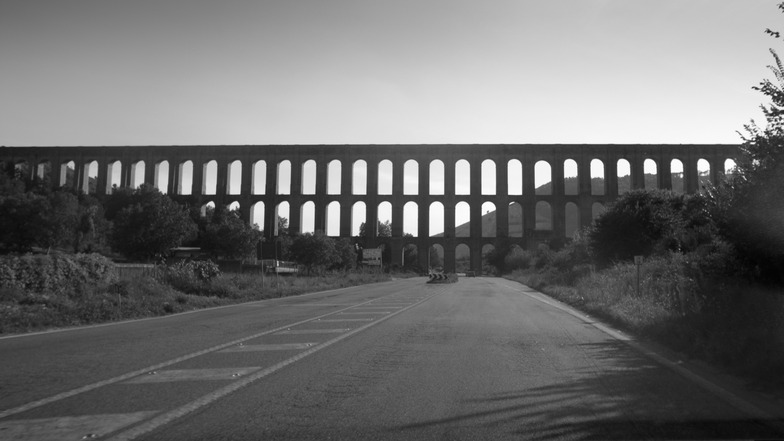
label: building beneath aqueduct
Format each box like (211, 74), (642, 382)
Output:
(1, 144), (738, 273)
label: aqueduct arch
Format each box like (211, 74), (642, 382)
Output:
(2, 144), (738, 273)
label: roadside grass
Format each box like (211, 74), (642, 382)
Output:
(505, 256), (784, 388)
(0, 269), (394, 336)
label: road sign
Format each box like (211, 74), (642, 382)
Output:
(362, 248), (382, 266)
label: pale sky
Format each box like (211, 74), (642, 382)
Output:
(1, 0), (780, 147)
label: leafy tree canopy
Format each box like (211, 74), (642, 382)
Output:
(199, 206), (262, 260)
(110, 184), (197, 261)
(705, 7), (784, 282)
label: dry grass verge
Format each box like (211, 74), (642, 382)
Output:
(505, 256), (784, 389)
(0, 255), (393, 335)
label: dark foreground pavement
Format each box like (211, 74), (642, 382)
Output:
(1, 277), (782, 440)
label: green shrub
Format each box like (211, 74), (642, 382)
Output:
(191, 260), (221, 281)
(0, 253), (116, 294)
(504, 248), (533, 271)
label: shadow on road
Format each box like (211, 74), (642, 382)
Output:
(393, 340), (783, 440)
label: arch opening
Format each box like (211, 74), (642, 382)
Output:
(378, 160), (393, 195)
(564, 159), (578, 195)
(327, 160), (341, 195)
(429, 202), (444, 237)
(565, 202), (579, 238)
(252, 160), (266, 195)
(590, 159), (605, 195)
(455, 201), (471, 238)
(535, 161), (552, 195)
(352, 160), (367, 195)
(507, 159), (523, 195)
(403, 160), (418, 195)
(482, 201), (496, 237)
(644, 159), (658, 189)
(403, 201), (418, 237)
(455, 160), (470, 195)
(671, 159), (684, 193)
(326, 201), (341, 236)
(227, 160), (242, 195)
(302, 160), (317, 195)
(617, 159), (631, 194)
(481, 159), (496, 195)
(455, 244), (471, 273)
(178, 160), (193, 195)
(154, 161), (169, 194)
(429, 160), (444, 195)
(508, 202), (523, 238)
(535, 201), (552, 230)
(203, 160), (217, 195)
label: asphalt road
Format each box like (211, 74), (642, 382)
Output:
(0, 277), (782, 440)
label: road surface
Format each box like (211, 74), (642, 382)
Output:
(0, 277), (782, 440)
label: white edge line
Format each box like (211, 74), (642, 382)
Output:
(107, 288), (444, 441)
(0, 287), (419, 420)
(507, 281), (780, 424)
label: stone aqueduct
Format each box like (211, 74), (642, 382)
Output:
(1, 144), (738, 273)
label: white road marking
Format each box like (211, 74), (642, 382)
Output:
(275, 329), (349, 335)
(107, 290), (443, 441)
(337, 311), (391, 315)
(0, 290), (412, 420)
(317, 318), (375, 322)
(219, 343), (317, 352)
(0, 412), (157, 441)
(124, 368), (261, 384)
(350, 306), (403, 310)
(281, 304), (350, 307)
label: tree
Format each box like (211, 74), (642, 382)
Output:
(356, 219), (392, 264)
(588, 190), (713, 266)
(428, 245), (443, 270)
(0, 192), (52, 253)
(110, 184), (197, 261)
(705, 6), (784, 282)
(330, 237), (357, 271)
(199, 206), (263, 260)
(289, 231), (337, 275)
(74, 194), (110, 253)
(358, 220), (391, 240)
(40, 190), (80, 252)
(277, 216), (289, 236)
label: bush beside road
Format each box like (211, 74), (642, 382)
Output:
(0, 253), (393, 335)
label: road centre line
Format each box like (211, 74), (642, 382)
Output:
(220, 343), (317, 352)
(337, 311), (391, 315)
(0, 288), (416, 420)
(107, 288), (445, 441)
